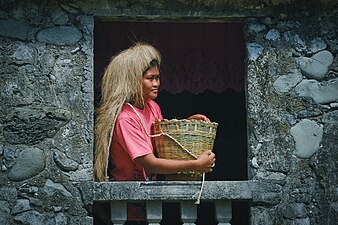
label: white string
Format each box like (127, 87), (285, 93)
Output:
(194, 172), (205, 204)
(126, 103), (206, 204)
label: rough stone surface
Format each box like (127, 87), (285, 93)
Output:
(265, 29), (281, 41)
(306, 37), (327, 54)
(53, 151), (79, 172)
(36, 26), (83, 46)
(43, 179), (73, 197)
(282, 203), (308, 219)
(298, 50), (334, 80)
(0, 1), (337, 225)
(247, 43), (263, 61)
(273, 69), (303, 94)
(11, 199), (32, 215)
(290, 119), (323, 158)
(0, 18), (33, 40)
(8, 147), (46, 181)
(3, 107), (71, 145)
(2, 146), (16, 168)
(295, 78), (338, 104)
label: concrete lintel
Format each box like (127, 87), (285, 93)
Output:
(94, 180), (281, 202)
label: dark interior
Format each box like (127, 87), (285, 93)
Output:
(94, 20), (248, 225)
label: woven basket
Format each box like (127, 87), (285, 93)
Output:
(152, 119), (218, 179)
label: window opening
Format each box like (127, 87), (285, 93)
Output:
(94, 20), (248, 225)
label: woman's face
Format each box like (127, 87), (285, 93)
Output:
(142, 66), (160, 100)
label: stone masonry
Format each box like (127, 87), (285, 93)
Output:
(0, 0), (337, 224)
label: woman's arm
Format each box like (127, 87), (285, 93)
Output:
(135, 150), (215, 174)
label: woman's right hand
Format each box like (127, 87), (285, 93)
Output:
(196, 150), (216, 173)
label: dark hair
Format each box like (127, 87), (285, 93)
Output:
(143, 59), (159, 74)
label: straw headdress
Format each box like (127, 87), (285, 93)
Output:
(94, 42), (161, 181)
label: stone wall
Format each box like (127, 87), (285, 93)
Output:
(245, 6), (338, 224)
(0, 0), (337, 225)
(0, 1), (94, 224)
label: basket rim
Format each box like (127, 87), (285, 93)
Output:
(153, 118), (218, 127)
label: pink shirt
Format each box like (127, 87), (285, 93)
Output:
(109, 100), (163, 181)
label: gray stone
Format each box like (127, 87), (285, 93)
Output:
(11, 199), (31, 215)
(330, 103), (338, 108)
(312, 50), (334, 67)
(290, 119), (323, 158)
(265, 29), (280, 41)
(247, 43), (263, 61)
(290, 217), (310, 225)
(283, 31), (306, 52)
(11, 43), (36, 64)
(250, 207), (274, 225)
(255, 171), (287, 185)
(53, 151), (79, 172)
(307, 37), (327, 54)
(295, 78), (338, 104)
(273, 69), (303, 94)
(50, 9), (69, 25)
(328, 202), (338, 225)
(282, 203), (308, 219)
(43, 179), (72, 197)
(0, 187), (17, 204)
(54, 212), (68, 225)
(248, 23), (267, 33)
(82, 216), (94, 225)
(8, 147), (46, 181)
(296, 108), (322, 119)
(298, 50), (334, 80)
(14, 210), (47, 225)
(261, 17), (273, 25)
(75, 181), (94, 206)
(0, 18), (33, 40)
(278, 20), (301, 29)
(36, 26), (82, 46)
(60, 3), (80, 14)
(69, 167), (92, 181)
(321, 111), (338, 125)
(0, 200), (10, 213)
(298, 57), (328, 80)
(251, 157), (259, 169)
(0, 211), (9, 225)
(3, 107), (71, 145)
(2, 146), (16, 168)
(29, 186), (39, 194)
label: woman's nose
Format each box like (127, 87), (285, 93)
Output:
(153, 79), (160, 86)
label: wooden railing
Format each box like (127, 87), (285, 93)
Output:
(94, 181), (281, 225)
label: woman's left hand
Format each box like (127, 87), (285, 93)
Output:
(187, 114), (210, 122)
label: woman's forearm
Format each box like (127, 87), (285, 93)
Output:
(135, 151), (214, 174)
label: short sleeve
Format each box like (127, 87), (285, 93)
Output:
(114, 117), (153, 160)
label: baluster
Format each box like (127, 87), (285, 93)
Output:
(146, 201), (162, 225)
(111, 201), (127, 225)
(215, 201), (232, 225)
(180, 201), (197, 225)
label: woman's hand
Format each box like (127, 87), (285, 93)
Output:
(187, 114), (210, 122)
(195, 150), (216, 173)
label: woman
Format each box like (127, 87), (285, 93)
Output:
(94, 42), (216, 223)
